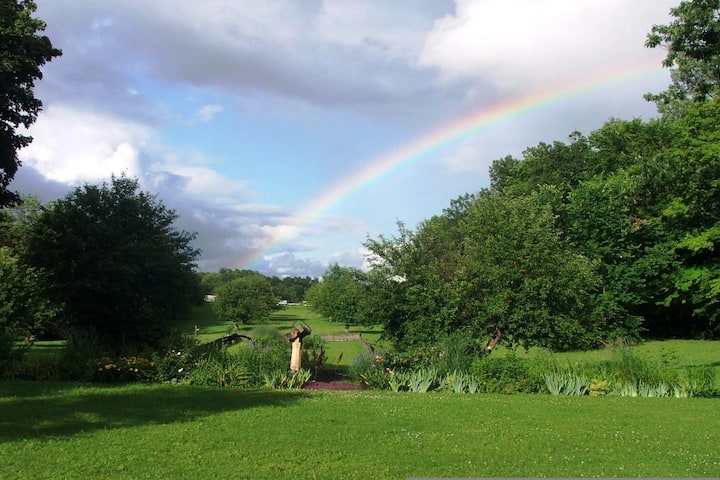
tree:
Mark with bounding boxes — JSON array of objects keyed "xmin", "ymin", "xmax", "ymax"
[
  {"xmin": 306, "ymin": 264, "xmax": 371, "ymax": 327},
  {"xmin": 365, "ymin": 191, "xmax": 607, "ymax": 351},
  {"xmin": 23, "ymin": 176, "xmax": 200, "ymax": 352},
  {"xmin": 645, "ymin": 0, "xmax": 720, "ymax": 113},
  {"xmin": 0, "ymin": 1, "xmax": 61, "ymax": 206},
  {"xmin": 269, "ymin": 275, "xmax": 318, "ymax": 303},
  {"xmin": 212, "ymin": 274, "xmax": 276, "ymax": 326},
  {"xmin": 489, "ymin": 133, "xmax": 595, "ymax": 198},
  {"xmin": 0, "ymin": 246, "xmax": 58, "ymax": 346},
  {"xmin": 0, "ymin": 196, "xmax": 56, "ymax": 340}
]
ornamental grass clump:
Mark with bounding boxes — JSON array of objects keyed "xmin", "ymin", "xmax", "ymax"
[
  {"xmin": 543, "ymin": 373, "xmax": 590, "ymax": 395},
  {"xmin": 405, "ymin": 367, "xmax": 438, "ymax": 392},
  {"xmin": 186, "ymin": 349, "xmax": 251, "ymax": 387},
  {"xmin": 441, "ymin": 370, "xmax": 482, "ymax": 393},
  {"xmin": 262, "ymin": 369, "xmax": 311, "ymax": 389},
  {"xmin": 683, "ymin": 365, "xmax": 717, "ymax": 397}
]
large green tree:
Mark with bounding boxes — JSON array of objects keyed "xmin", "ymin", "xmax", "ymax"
[
  {"xmin": 212, "ymin": 274, "xmax": 276, "ymax": 326},
  {"xmin": 305, "ymin": 264, "xmax": 371, "ymax": 327},
  {"xmin": 366, "ymin": 191, "xmax": 608, "ymax": 351},
  {"xmin": 0, "ymin": 0, "xmax": 61, "ymax": 206},
  {"xmin": 23, "ymin": 176, "xmax": 200, "ymax": 352}
]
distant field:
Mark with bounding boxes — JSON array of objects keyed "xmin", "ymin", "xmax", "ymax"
[{"xmin": 185, "ymin": 303, "xmax": 384, "ymax": 367}]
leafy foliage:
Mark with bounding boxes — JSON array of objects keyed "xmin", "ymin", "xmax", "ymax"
[
  {"xmin": 365, "ymin": 191, "xmax": 606, "ymax": 350},
  {"xmin": 212, "ymin": 273, "xmax": 276, "ymax": 325},
  {"xmin": 0, "ymin": 1, "xmax": 61, "ymax": 206},
  {"xmin": 645, "ymin": 0, "xmax": 720, "ymax": 110},
  {"xmin": 306, "ymin": 264, "xmax": 372, "ymax": 326},
  {"xmin": 23, "ymin": 176, "xmax": 200, "ymax": 352}
]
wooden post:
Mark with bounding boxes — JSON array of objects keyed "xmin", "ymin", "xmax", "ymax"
[
  {"xmin": 290, "ymin": 337, "xmax": 303, "ymax": 372},
  {"xmin": 285, "ymin": 324, "xmax": 312, "ymax": 372}
]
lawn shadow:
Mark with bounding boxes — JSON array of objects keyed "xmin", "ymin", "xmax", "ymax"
[{"xmin": 0, "ymin": 382, "xmax": 307, "ymax": 442}]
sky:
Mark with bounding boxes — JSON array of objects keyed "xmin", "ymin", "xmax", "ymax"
[{"xmin": 14, "ymin": 0, "xmax": 678, "ymax": 278}]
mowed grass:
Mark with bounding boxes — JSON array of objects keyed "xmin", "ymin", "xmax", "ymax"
[
  {"xmin": 0, "ymin": 381, "xmax": 718, "ymax": 479},
  {"xmin": 6, "ymin": 305, "xmax": 720, "ymax": 477}
]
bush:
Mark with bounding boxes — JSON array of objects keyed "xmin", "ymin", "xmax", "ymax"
[
  {"xmin": 683, "ymin": 365, "xmax": 717, "ymax": 397},
  {"xmin": 151, "ymin": 336, "xmax": 201, "ymax": 384},
  {"xmin": 470, "ymin": 352, "xmax": 546, "ymax": 394},
  {"xmin": 186, "ymin": 347, "xmax": 251, "ymax": 387},
  {"xmin": 152, "ymin": 335, "xmax": 289, "ymax": 388},
  {"xmin": 56, "ymin": 327, "xmax": 109, "ymax": 381},
  {"xmin": 347, "ymin": 352, "xmax": 391, "ymax": 389}
]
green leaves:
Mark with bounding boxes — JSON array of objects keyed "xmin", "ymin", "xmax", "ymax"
[
  {"xmin": 212, "ymin": 274, "xmax": 275, "ymax": 325},
  {"xmin": 645, "ymin": 0, "xmax": 720, "ymax": 106},
  {"xmin": 0, "ymin": 0, "xmax": 61, "ymax": 206},
  {"xmin": 306, "ymin": 264, "xmax": 372, "ymax": 327},
  {"xmin": 23, "ymin": 176, "xmax": 200, "ymax": 352}
]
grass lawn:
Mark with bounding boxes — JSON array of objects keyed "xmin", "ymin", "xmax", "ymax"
[{"xmin": 1, "ymin": 381, "xmax": 718, "ymax": 479}]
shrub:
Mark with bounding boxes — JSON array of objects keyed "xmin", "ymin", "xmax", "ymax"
[
  {"xmin": 56, "ymin": 327, "xmax": 109, "ymax": 381},
  {"xmin": 470, "ymin": 352, "xmax": 545, "ymax": 394},
  {"xmin": 186, "ymin": 348, "xmax": 251, "ymax": 387},
  {"xmin": 231, "ymin": 336, "xmax": 289, "ymax": 386},
  {"xmin": 93, "ymin": 355, "xmax": 156, "ymax": 383},
  {"xmin": 683, "ymin": 365, "xmax": 717, "ymax": 397},
  {"xmin": 152, "ymin": 335, "xmax": 201, "ymax": 384},
  {"xmin": 348, "ymin": 352, "xmax": 391, "ymax": 389}
]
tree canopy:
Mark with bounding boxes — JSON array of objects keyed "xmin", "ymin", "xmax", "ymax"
[
  {"xmin": 0, "ymin": 0, "xmax": 61, "ymax": 206},
  {"xmin": 645, "ymin": 0, "xmax": 720, "ymax": 114},
  {"xmin": 212, "ymin": 273, "xmax": 276, "ymax": 326},
  {"xmin": 23, "ymin": 176, "xmax": 200, "ymax": 352},
  {"xmin": 305, "ymin": 264, "xmax": 371, "ymax": 327}
]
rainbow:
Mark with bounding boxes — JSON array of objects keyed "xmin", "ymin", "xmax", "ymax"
[{"xmin": 249, "ymin": 63, "xmax": 666, "ymax": 269}]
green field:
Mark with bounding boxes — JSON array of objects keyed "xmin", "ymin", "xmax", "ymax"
[
  {"xmin": 4, "ymin": 304, "xmax": 720, "ymax": 478},
  {"xmin": 0, "ymin": 382, "xmax": 718, "ymax": 478}
]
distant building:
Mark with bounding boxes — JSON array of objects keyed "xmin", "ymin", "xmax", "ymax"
[{"xmin": 204, "ymin": 294, "xmax": 216, "ymax": 302}]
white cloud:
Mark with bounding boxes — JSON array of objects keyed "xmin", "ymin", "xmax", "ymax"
[
  {"xmin": 149, "ymin": 162, "xmax": 250, "ymax": 202},
  {"xmin": 419, "ymin": 0, "xmax": 676, "ymax": 92},
  {"xmin": 19, "ymin": 104, "xmax": 147, "ymax": 184}
]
